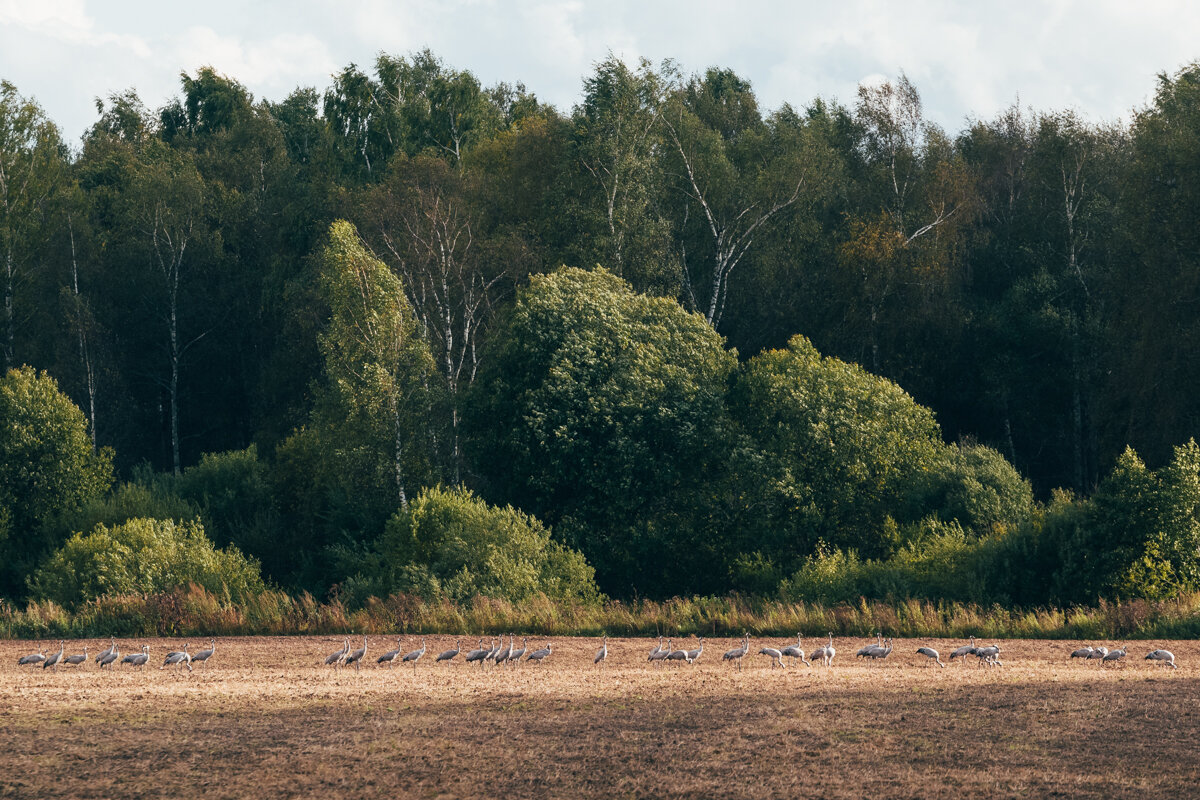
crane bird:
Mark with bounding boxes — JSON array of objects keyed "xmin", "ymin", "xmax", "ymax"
[
  {"xmin": 1086, "ymin": 646, "xmax": 1109, "ymax": 663},
  {"xmin": 17, "ymin": 647, "xmax": 45, "ymax": 667},
  {"xmin": 594, "ymin": 635, "xmax": 608, "ymax": 666},
  {"xmin": 781, "ymin": 634, "xmax": 811, "ymax": 667},
  {"xmin": 974, "ymin": 643, "xmax": 1001, "ymax": 666},
  {"xmin": 649, "ymin": 639, "xmax": 672, "ymax": 666},
  {"xmin": 647, "ymin": 636, "xmax": 665, "ymax": 662},
  {"xmin": 1145, "ymin": 649, "xmax": 1177, "ymax": 669},
  {"xmin": 856, "ymin": 633, "xmax": 883, "ymax": 659},
  {"xmin": 811, "ymin": 634, "xmax": 836, "ymax": 667},
  {"xmin": 509, "ymin": 637, "xmax": 528, "ymax": 665},
  {"xmin": 687, "ymin": 637, "xmax": 705, "ymax": 664},
  {"xmin": 1101, "ymin": 646, "xmax": 1127, "ymax": 667},
  {"xmin": 42, "ymin": 641, "xmax": 65, "ymax": 672},
  {"xmin": 325, "ymin": 638, "xmax": 349, "ymax": 668},
  {"xmin": 948, "ymin": 637, "xmax": 977, "ymax": 666},
  {"xmin": 436, "ymin": 640, "xmax": 462, "ymax": 664},
  {"xmin": 1070, "ymin": 646, "xmax": 1095, "ymax": 660},
  {"xmin": 95, "ymin": 637, "xmax": 115, "ymax": 665},
  {"xmin": 867, "ymin": 638, "xmax": 894, "ymax": 664},
  {"xmin": 64, "ymin": 646, "xmax": 89, "ymax": 667},
  {"xmin": 344, "ymin": 636, "xmax": 368, "ymax": 672},
  {"xmin": 916, "ymin": 646, "xmax": 946, "ymax": 667},
  {"xmin": 162, "ymin": 643, "xmax": 192, "ymax": 672},
  {"xmin": 722, "ymin": 635, "xmax": 750, "ymax": 671},
  {"xmin": 483, "ymin": 637, "xmax": 501, "ymax": 665},
  {"xmin": 121, "ymin": 645, "xmax": 150, "ymax": 668},
  {"xmin": 666, "ymin": 641, "xmax": 693, "ymax": 665},
  {"xmin": 378, "ymin": 638, "xmax": 404, "ymax": 668},
  {"xmin": 526, "ymin": 642, "xmax": 553, "ymax": 664},
  {"xmin": 191, "ymin": 639, "xmax": 216, "ymax": 667},
  {"xmin": 402, "ymin": 638, "xmax": 426, "ymax": 669},
  {"xmin": 758, "ymin": 644, "xmax": 784, "ymax": 668},
  {"xmin": 464, "ymin": 639, "xmax": 489, "ymax": 666},
  {"xmin": 97, "ymin": 643, "xmax": 119, "ymax": 669},
  {"xmin": 494, "ymin": 635, "xmax": 513, "ymax": 667}
]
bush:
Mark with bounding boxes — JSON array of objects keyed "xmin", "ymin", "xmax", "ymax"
[
  {"xmin": 912, "ymin": 443, "xmax": 1035, "ymax": 534},
  {"xmin": 365, "ymin": 486, "xmax": 599, "ymax": 604},
  {"xmin": 29, "ymin": 517, "xmax": 265, "ymax": 607}
]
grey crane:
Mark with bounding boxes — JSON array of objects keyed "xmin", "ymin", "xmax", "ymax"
[
  {"xmin": 948, "ymin": 637, "xmax": 977, "ymax": 666},
  {"xmin": 666, "ymin": 641, "xmax": 693, "ymax": 665},
  {"xmin": 97, "ymin": 643, "xmax": 119, "ymax": 669},
  {"xmin": 867, "ymin": 637, "xmax": 894, "ymax": 664},
  {"xmin": 509, "ymin": 637, "xmax": 528, "ymax": 665},
  {"xmin": 402, "ymin": 638, "xmax": 426, "ymax": 669},
  {"xmin": 344, "ymin": 636, "xmax": 368, "ymax": 672},
  {"xmin": 437, "ymin": 639, "xmax": 462, "ymax": 664},
  {"xmin": 687, "ymin": 637, "xmax": 705, "ymax": 663},
  {"xmin": 494, "ymin": 635, "xmax": 513, "ymax": 666},
  {"xmin": 1101, "ymin": 646, "xmax": 1127, "ymax": 667},
  {"xmin": 95, "ymin": 637, "xmax": 115, "ymax": 665},
  {"xmin": 17, "ymin": 646, "xmax": 45, "ymax": 667},
  {"xmin": 648, "ymin": 638, "xmax": 672, "ymax": 666},
  {"xmin": 856, "ymin": 633, "xmax": 883, "ymax": 659},
  {"xmin": 191, "ymin": 639, "xmax": 216, "ymax": 667},
  {"xmin": 162, "ymin": 643, "xmax": 192, "ymax": 672},
  {"xmin": 722, "ymin": 635, "xmax": 750, "ymax": 671},
  {"xmin": 758, "ymin": 644, "xmax": 784, "ymax": 668},
  {"xmin": 325, "ymin": 638, "xmax": 349, "ymax": 668},
  {"xmin": 1086, "ymin": 646, "xmax": 1109, "ymax": 662},
  {"xmin": 781, "ymin": 634, "xmax": 812, "ymax": 667},
  {"xmin": 1145, "ymin": 649, "xmax": 1177, "ymax": 669},
  {"xmin": 64, "ymin": 645, "xmax": 89, "ymax": 667},
  {"xmin": 811, "ymin": 633, "xmax": 836, "ymax": 667},
  {"xmin": 122, "ymin": 645, "xmax": 149, "ymax": 668},
  {"xmin": 594, "ymin": 635, "xmax": 608, "ymax": 666},
  {"xmin": 483, "ymin": 637, "xmax": 501, "ymax": 665},
  {"xmin": 974, "ymin": 643, "xmax": 1001, "ymax": 666},
  {"xmin": 916, "ymin": 646, "xmax": 946, "ymax": 667},
  {"xmin": 464, "ymin": 639, "xmax": 489, "ymax": 665},
  {"xmin": 42, "ymin": 641, "xmax": 65, "ymax": 671},
  {"xmin": 647, "ymin": 636, "xmax": 665, "ymax": 661},
  {"xmin": 526, "ymin": 642, "xmax": 552, "ymax": 664},
  {"xmin": 378, "ymin": 638, "xmax": 404, "ymax": 667},
  {"xmin": 1070, "ymin": 645, "xmax": 1095, "ymax": 659}
]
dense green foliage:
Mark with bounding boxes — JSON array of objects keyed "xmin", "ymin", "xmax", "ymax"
[
  {"xmin": 28, "ymin": 517, "xmax": 264, "ymax": 606},
  {"xmin": 2, "ymin": 54, "xmax": 1200, "ymax": 613},
  {"xmin": 0, "ymin": 367, "xmax": 113, "ymax": 596}
]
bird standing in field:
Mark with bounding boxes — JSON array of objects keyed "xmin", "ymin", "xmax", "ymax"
[
  {"xmin": 95, "ymin": 637, "xmax": 115, "ymax": 665},
  {"xmin": 437, "ymin": 639, "xmax": 462, "ymax": 664},
  {"xmin": 1101, "ymin": 646, "xmax": 1127, "ymax": 667},
  {"xmin": 526, "ymin": 642, "xmax": 552, "ymax": 664},
  {"xmin": 344, "ymin": 636, "xmax": 368, "ymax": 672},
  {"xmin": 42, "ymin": 641, "xmax": 65, "ymax": 672},
  {"xmin": 122, "ymin": 645, "xmax": 149, "ymax": 668},
  {"xmin": 867, "ymin": 638, "xmax": 894, "ymax": 664},
  {"xmin": 916, "ymin": 646, "xmax": 946, "ymax": 667},
  {"xmin": 402, "ymin": 638, "xmax": 426, "ymax": 669},
  {"xmin": 649, "ymin": 639, "xmax": 672, "ymax": 666},
  {"xmin": 647, "ymin": 636, "xmax": 665, "ymax": 662},
  {"xmin": 857, "ymin": 633, "xmax": 883, "ymax": 660},
  {"xmin": 722, "ymin": 635, "xmax": 750, "ymax": 671},
  {"xmin": 812, "ymin": 634, "xmax": 836, "ymax": 667},
  {"xmin": 974, "ymin": 643, "xmax": 1001, "ymax": 666},
  {"xmin": 465, "ymin": 639, "xmax": 489, "ymax": 666},
  {"xmin": 162, "ymin": 643, "xmax": 192, "ymax": 672},
  {"xmin": 378, "ymin": 638, "xmax": 404, "ymax": 668},
  {"xmin": 687, "ymin": 637, "xmax": 705, "ymax": 664},
  {"xmin": 64, "ymin": 646, "xmax": 89, "ymax": 667},
  {"xmin": 758, "ymin": 644, "xmax": 784, "ymax": 668},
  {"xmin": 508, "ymin": 636, "xmax": 528, "ymax": 665},
  {"xmin": 191, "ymin": 639, "xmax": 216, "ymax": 667},
  {"xmin": 17, "ymin": 647, "xmax": 45, "ymax": 667},
  {"xmin": 1086, "ymin": 646, "xmax": 1109, "ymax": 663},
  {"xmin": 494, "ymin": 635, "xmax": 513, "ymax": 667},
  {"xmin": 1070, "ymin": 645, "xmax": 1095, "ymax": 660},
  {"xmin": 98, "ymin": 643, "xmax": 119, "ymax": 669},
  {"xmin": 781, "ymin": 634, "xmax": 811, "ymax": 667},
  {"xmin": 325, "ymin": 638, "xmax": 349, "ymax": 669},
  {"xmin": 666, "ymin": 641, "xmax": 692, "ymax": 665},
  {"xmin": 594, "ymin": 635, "xmax": 608, "ymax": 666},
  {"xmin": 1145, "ymin": 649, "xmax": 1177, "ymax": 669},
  {"xmin": 948, "ymin": 637, "xmax": 977, "ymax": 666}
]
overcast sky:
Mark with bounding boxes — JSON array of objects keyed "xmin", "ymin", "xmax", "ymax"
[{"xmin": 1, "ymin": 0, "xmax": 1196, "ymax": 146}]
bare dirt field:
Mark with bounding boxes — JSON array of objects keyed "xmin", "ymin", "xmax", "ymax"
[{"xmin": 2, "ymin": 635, "xmax": 1198, "ymax": 799}]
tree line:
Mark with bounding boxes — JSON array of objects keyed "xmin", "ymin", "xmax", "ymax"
[{"xmin": 2, "ymin": 53, "xmax": 1200, "ymax": 609}]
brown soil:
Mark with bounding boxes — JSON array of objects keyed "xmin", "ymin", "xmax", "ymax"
[{"xmin": 2, "ymin": 635, "xmax": 1197, "ymax": 799}]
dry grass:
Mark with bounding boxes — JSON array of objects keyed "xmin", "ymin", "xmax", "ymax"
[{"xmin": 3, "ymin": 635, "xmax": 1199, "ymax": 799}]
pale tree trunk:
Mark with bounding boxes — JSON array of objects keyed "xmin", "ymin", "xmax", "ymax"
[
  {"xmin": 150, "ymin": 203, "xmax": 192, "ymax": 475},
  {"xmin": 3, "ymin": 247, "xmax": 12, "ymax": 371},
  {"xmin": 394, "ymin": 403, "xmax": 408, "ymax": 511},
  {"xmin": 67, "ymin": 215, "xmax": 97, "ymax": 450}
]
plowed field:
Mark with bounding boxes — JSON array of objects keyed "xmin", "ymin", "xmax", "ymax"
[{"xmin": 2, "ymin": 636, "xmax": 1198, "ymax": 799}]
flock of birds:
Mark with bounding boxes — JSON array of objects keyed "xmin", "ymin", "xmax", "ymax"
[{"xmin": 13, "ymin": 633, "xmax": 1181, "ymax": 673}]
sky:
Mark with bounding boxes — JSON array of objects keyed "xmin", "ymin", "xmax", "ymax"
[{"xmin": 1, "ymin": 0, "xmax": 1197, "ymax": 145}]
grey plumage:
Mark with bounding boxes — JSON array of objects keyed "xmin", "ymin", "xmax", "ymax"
[
  {"xmin": 344, "ymin": 636, "xmax": 368, "ymax": 672},
  {"xmin": 464, "ymin": 639, "xmax": 489, "ymax": 665},
  {"xmin": 402, "ymin": 638, "xmax": 426, "ymax": 668},
  {"xmin": 758, "ymin": 645, "xmax": 784, "ymax": 668},
  {"xmin": 1070, "ymin": 646, "xmax": 1095, "ymax": 659},
  {"xmin": 647, "ymin": 636, "xmax": 665, "ymax": 662},
  {"xmin": 781, "ymin": 634, "xmax": 811, "ymax": 667},
  {"xmin": 594, "ymin": 635, "xmax": 608, "ymax": 665},
  {"xmin": 17, "ymin": 647, "xmax": 45, "ymax": 667},
  {"xmin": 64, "ymin": 646, "xmax": 88, "ymax": 666},
  {"xmin": 161, "ymin": 643, "xmax": 192, "ymax": 672},
  {"xmin": 97, "ymin": 643, "xmax": 119, "ymax": 669},
  {"xmin": 811, "ymin": 633, "xmax": 836, "ymax": 667},
  {"xmin": 494, "ymin": 635, "xmax": 513, "ymax": 666},
  {"xmin": 648, "ymin": 638, "xmax": 672, "ymax": 665},
  {"xmin": 526, "ymin": 642, "xmax": 552, "ymax": 663},
  {"xmin": 42, "ymin": 641, "xmax": 65, "ymax": 671},
  {"xmin": 916, "ymin": 646, "xmax": 945, "ymax": 667},
  {"xmin": 686, "ymin": 637, "xmax": 704, "ymax": 663},
  {"xmin": 948, "ymin": 637, "xmax": 976, "ymax": 665},
  {"xmin": 436, "ymin": 639, "xmax": 462, "ymax": 663},
  {"xmin": 122, "ymin": 645, "xmax": 149, "ymax": 668},
  {"xmin": 95, "ymin": 637, "xmax": 115, "ymax": 664},
  {"xmin": 508, "ymin": 637, "xmax": 527, "ymax": 665},
  {"xmin": 722, "ymin": 635, "xmax": 750, "ymax": 671},
  {"xmin": 325, "ymin": 638, "xmax": 349, "ymax": 668},
  {"xmin": 191, "ymin": 639, "xmax": 216, "ymax": 666},
  {"xmin": 378, "ymin": 638, "xmax": 404, "ymax": 667},
  {"xmin": 1145, "ymin": 649, "xmax": 1177, "ymax": 669},
  {"xmin": 1101, "ymin": 646, "xmax": 1127, "ymax": 666}
]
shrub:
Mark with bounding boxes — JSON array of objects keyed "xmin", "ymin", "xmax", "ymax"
[{"xmin": 29, "ymin": 517, "xmax": 265, "ymax": 607}]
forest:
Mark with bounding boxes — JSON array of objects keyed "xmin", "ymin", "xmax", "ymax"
[{"xmin": 3, "ymin": 52, "xmax": 1200, "ymax": 624}]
